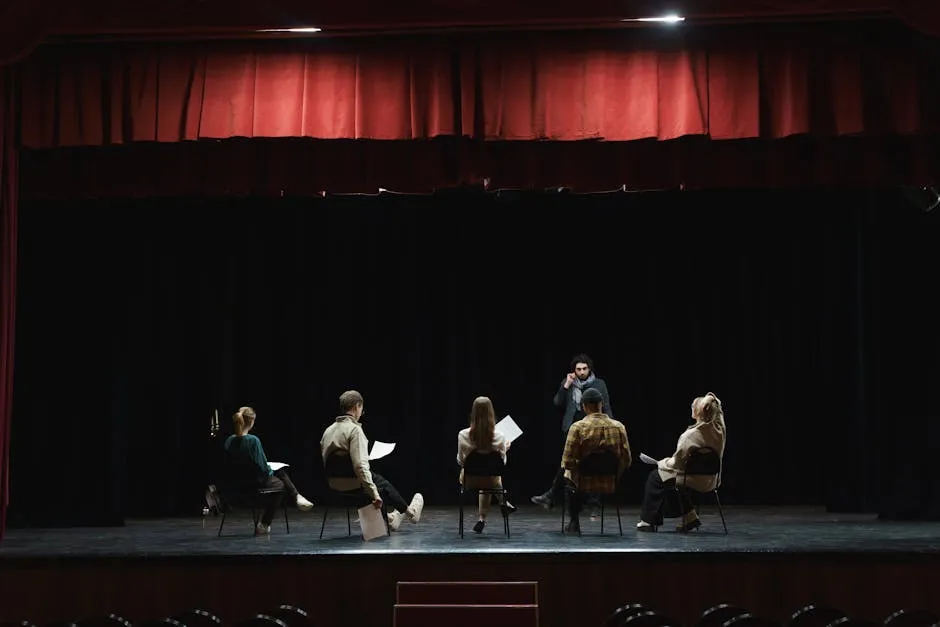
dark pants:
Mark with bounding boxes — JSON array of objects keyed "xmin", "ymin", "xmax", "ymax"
[
  {"xmin": 372, "ymin": 472, "xmax": 409, "ymax": 513},
  {"xmin": 548, "ymin": 469, "xmax": 614, "ymax": 522},
  {"xmin": 640, "ymin": 468, "xmax": 693, "ymax": 525},
  {"xmin": 259, "ymin": 469, "xmax": 299, "ymax": 525},
  {"xmin": 540, "ymin": 427, "xmax": 600, "ymax": 510}
]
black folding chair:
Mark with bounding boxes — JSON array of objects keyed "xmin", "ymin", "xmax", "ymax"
[
  {"xmin": 459, "ymin": 450, "xmax": 511, "ymax": 538},
  {"xmin": 674, "ymin": 446, "xmax": 728, "ymax": 534},
  {"xmin": 319, "ymin": 452, "xmax": 390, "ymax": 539},
  {"xmin": 562, "ymin": 449, "xmax": 623, "ymax": 535}
]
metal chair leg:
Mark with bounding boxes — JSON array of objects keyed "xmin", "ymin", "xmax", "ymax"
[
  {"xmin": 346, "ymin": 506, "xmax": 351, "ymax": 536},
  {"xmin": 458, "ymin": 488, "xmax": 465, "ymax": 538},
  {"xmin": 714, "ymin": 490, "xmax": 728, "ymax": 535},
  {"xmin": 217, "ymin": 510, "xmax": 226, "ymax": 537},
  {"xmin": 504, "ymin": 490, "xmax": 511, "ymax": 538},
  {"xmin": 616, "ymin": 502, "xmax": 623, "ymax": 536},
  {"xmin": 283, "ymin": 504, "xmax": 290, "ymax": 534},
  {"xmin": 319, "ymin": 506, "xmax": 329, "ymax": 539},
  {"xmin": 600, "ymin": 501, "xmax": 605, "ymax": 535}
]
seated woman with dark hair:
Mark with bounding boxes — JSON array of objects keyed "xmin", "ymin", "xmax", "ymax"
[
  {"xmin": 224, "ymin": 406, "xmax": 314, "ymax": 535},
  {"xmin": 637, "ymin": 392, "xmax": 726, "ymax": 532}
]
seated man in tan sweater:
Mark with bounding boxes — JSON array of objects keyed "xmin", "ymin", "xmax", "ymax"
[
  {"xmin": 320, "ymin": 390, "xmax": 423, "ymax": 531},
  {"xmin": 554, "ymin": 387, "xmax": 632, "ymax": 533}
]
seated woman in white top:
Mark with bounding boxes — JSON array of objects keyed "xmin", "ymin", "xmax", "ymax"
[
  {"xmin": 637, "ymin": 392, "xmax": 726, "ymax": 532},
  {"xmin": 457, "ymin": 396, "xmax": 511, "ymax": 534}
]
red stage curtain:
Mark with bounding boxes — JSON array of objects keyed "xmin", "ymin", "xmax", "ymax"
[
  {"xmin": 18, "ymin": 21, "xmax": 940, "ymax": 148},
  {"xmin": 0, "ymin": 65, "xmax": 17, "ymax": 543}
]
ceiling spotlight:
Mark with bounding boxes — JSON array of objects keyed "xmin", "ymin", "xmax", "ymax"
[
  {"xmin": 623, "ymin": 14, "xmax": 685, "ymax": 23},
  {"xmin": 256, "ymin": 27, "xmax": 323, "ymax": 33}
]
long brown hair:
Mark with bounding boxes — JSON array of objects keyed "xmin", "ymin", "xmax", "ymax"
[
  {"xmin": 232, "ymin": 406, "xmax": 256, "ymax": 436},
  {"xmin": 469, "ymin": 396, "xmax": 496, "ymax": 450}
]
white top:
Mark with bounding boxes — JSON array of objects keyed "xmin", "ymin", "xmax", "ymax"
[{"xmin": 457, "ymin": 427, "xmax": 510, "ymax": 466}]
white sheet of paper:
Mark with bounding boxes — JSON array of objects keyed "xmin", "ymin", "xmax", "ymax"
[
  {"xmin": 267, "ymin": 462, "xmax": 289, "ymax": 471},
  {"xmin": 358, "ymin": 504, "xmax": 388, "ymax": 541},
  {"xmin": 640, "ymin": 453, "xmax": 658, "ymax": 465},
  {"xmin": 369, "ymin": 441, "xmax": 396, "ymax": 460},
  {"xmin": 495, "ymin": 415, "xmax": 524, "ymax": 443}
]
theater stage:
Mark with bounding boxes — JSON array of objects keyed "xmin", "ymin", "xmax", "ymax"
[{"xmin": 1, "ymin": 506, "xmax": 939, "ymax": 627}]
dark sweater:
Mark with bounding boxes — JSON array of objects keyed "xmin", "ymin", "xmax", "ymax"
[{"xmin": 224, "ymin": 434, "xmax": 273, "ymax": 483}]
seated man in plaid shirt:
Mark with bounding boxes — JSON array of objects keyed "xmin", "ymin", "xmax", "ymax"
[{"xmin": 556, "ymin": 387, "xmax": 632, "ymax": 533}]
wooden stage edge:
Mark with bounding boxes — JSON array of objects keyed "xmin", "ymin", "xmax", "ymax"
[{"xmin": 2, "ymin": 549, "xmax": 940, "ymax": 627}]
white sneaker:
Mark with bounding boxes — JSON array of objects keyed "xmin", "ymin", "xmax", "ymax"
[
  {"xmin": 388, "ymin": 510, "xmax": 404, "ymax": 531},
  {"xmin": 255, "ymin": 523, "xmax": 271, "ymax": 535},
  {"xmin": 295, "ymin": 495, "xmax": 314, "ymax": 511},
  {"xmin": 406, "ymin": 493, "xmax": 424, "ymax": 524}
]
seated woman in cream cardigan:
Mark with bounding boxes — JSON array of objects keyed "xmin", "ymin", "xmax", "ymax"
[
  {"xmin": 457, "ymin": 396, "xmax": 514, "ymax": 534},
  {"xmin": 637, "ymin": 392, "xmax": 726, "ymax": 532}
]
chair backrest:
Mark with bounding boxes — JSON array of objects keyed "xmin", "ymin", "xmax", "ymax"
[
  {"xmin": 262, "ymin": 606, "xmax": 311, "ymax": 627},
  {"xmin": 789, "ymin": 604, "xmax": 848, "ymax": 627},
  {"xmin": 884, "ymin": 610, "xmax": 940, "ymax": 627},
  {"xmin": 234, "ymin": 617, "xmax": 287, "ymax": 627},
  {"xmin": 222, "ymin": 439, "xmax": 266, "ymax": 488},
  {"xmin": 172, "ymin": 609, "xmax": 223, "ymax": 627},
  {"xmin": 579, "ymin": 450, "xmax": 620, "ymax": 476},
  {"xmin": 726, "ymin": 615, "xmax": 783, "ymax": 627},
  {"xmin": 699, "ymin": 604, "xmax": 749, "ymax": 627},
  {"xmin": 685, "ymin": 447, "xmax": 722, "ymax": 476},
  {"xmin": 75, "ymin": 616, "xmax": 132, "ymax": 627},
  {"xmin": 625, "ymin": 612, "xmax": 683, "ymax": 627},
  {"xmin": 463, "ymin": 451, "xmax": 505, "ymax": 477},
  {"xmin": 604, "ymin": 604, "xmax": 655, "ymax": 627},
  {"xmin": 324, "ymin": 452, "xmax": 357, "ymax": 478},
  {"xmin": 828, "ymin": 619, "xmax": 880, "ymax": 627}
]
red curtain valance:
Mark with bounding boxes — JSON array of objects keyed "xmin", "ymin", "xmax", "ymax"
[{"xmin": 18, "ymin": 21, "xmax": 940, "ymax": 148}]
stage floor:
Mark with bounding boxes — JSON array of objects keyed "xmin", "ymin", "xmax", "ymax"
[{"xmin": 2, "ymin": 505, "xmax": 939, "ymax": 558}]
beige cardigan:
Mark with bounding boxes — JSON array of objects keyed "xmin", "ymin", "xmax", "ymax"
[{"xmin": 657, "ymin": 414, "xmax": 726, "ymax": 492}]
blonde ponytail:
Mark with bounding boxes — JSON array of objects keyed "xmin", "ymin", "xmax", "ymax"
[{"xmin": 232, "ymin": 406, "xmax": 256, "ymax": 436}]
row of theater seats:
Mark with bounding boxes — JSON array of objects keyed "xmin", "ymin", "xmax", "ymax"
[
  {"xmin": 605, "ymin": 603, "xmax": 940, "ymax": 627},
  {"xmin": 0, "ymin": 606, "xmax": 313, "ymax": 627}
]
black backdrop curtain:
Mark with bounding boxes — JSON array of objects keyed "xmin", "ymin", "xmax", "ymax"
[{"xmin": 7, "ymin": 188, "xmax": 939, "ymax": 526}]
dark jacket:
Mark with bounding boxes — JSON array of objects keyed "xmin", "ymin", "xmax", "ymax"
[{"xmin": 553, "ymin": 376, "xmax": 613, "ymax": 432}]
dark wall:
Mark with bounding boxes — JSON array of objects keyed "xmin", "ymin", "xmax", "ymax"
[{"xmin": 8, "ymin": 189, "xmax": 939, "ymax": 524}]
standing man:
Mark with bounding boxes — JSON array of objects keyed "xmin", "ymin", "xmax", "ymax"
[{"xmin": 531, "ymin": 353, "xmax": 614, "ymax": 509}]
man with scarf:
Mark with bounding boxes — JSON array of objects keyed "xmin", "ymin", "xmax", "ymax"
[{"xmin": 531, "ymin": 353, "xmax": 614, "ymax": 509}]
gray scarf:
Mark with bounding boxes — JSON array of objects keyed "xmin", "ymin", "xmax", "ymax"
[{"xmin": 571, "ymin": 373, "xmax": 597, "ymax": 405}]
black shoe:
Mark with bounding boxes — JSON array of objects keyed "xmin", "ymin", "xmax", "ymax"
[
  {"xmin": 473, "ymin": 519, "xmax": 486, "ymax": 534},
  {"xmin": 676, "ymin": 517, "xmax": 701, "ymax": 532},
  {"xmin": 530, "ymin": 494, "xmax": 553, "ymax": 510},
  {"xmin": 504, "ymin": 501, "xmax": 517, "ymax": 514},
  {"xmin": 565, "ymin": 518, "xmax": 581, "ymax": 534}
]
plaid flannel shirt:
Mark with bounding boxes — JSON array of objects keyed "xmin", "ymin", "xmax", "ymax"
[{"xmin": 561, "ymin": 412, "xmax": 632, "ymax": 494}]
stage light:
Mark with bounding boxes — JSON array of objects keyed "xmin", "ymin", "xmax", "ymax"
[
  {"xmin": 256, "ymin": 27, "xmax": 323, "ymax": 33},
  {"xmin": 623, "ymin": 14, "xmax": 685, "ymax": 23}
]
